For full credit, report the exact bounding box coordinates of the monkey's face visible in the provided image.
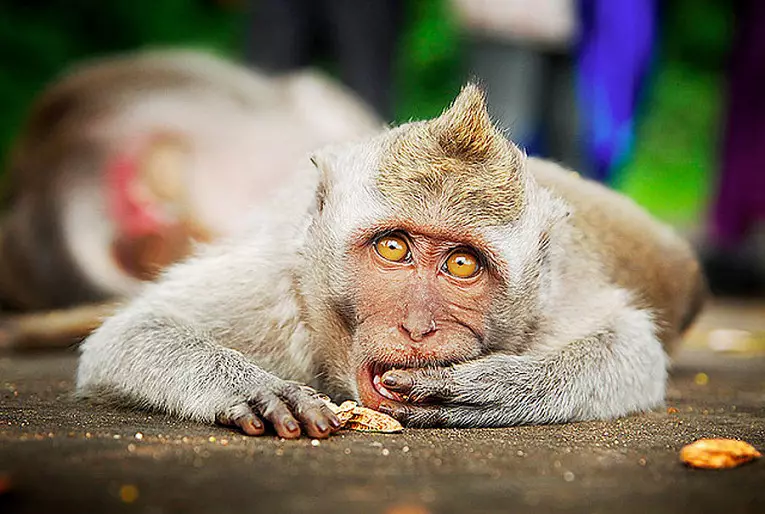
[309,84,569,406]
[347,227,500,409]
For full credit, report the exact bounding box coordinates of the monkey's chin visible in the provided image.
[356,364,404,410]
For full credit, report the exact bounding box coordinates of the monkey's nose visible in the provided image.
[400,320,437,342]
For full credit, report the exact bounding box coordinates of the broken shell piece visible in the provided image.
[328,401,357,425]
[680,438,761,469]
[325,400,403,433]
[330,400,358,413]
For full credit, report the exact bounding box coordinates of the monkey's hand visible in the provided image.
[214,378,342,439]
[377,309,668,427]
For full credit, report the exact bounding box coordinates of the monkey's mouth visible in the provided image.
[356,363,406,409]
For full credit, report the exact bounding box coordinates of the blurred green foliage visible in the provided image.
[0,0,734,228]
[394,0,462,122]
[0,0,241,161]
[615,0,734,227]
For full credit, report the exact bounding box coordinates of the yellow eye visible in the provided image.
[444,250,480,278]
[375,234,410,262]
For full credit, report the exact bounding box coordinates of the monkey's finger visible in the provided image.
[278,383,341,439]
[217,403,266,436]
[378,401,450,428]
[253,394,302,439]
[380,367,455,403]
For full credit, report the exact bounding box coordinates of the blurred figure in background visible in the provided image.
[451,0,582,171]
[705,0,765,297]
[576,0,656,182]
[245,0,404,121]
[452,0,657,183]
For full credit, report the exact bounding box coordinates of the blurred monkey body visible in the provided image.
[0,49,382,313]
[77,85,705,435]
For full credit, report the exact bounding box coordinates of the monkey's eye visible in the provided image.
[374,234,410,263]
[443,250,480,279]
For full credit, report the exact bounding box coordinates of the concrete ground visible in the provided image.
[1,301,764,514]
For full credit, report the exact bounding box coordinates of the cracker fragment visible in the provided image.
[680,438,761,469]
[326,400,403,433]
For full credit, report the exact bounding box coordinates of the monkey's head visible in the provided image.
[307,84,570,408]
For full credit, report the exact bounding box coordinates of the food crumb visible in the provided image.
[311,439,320,447]
[134,432,144,440]
[563,471,575,482]
[119,484,139,503]
[681,438,761,469]
[382,448,390,456]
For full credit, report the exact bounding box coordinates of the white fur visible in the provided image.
[77,112,675,428]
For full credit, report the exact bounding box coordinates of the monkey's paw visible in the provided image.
[216,382,342,439]
[374,356,543,428]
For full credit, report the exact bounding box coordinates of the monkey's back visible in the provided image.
[529,158,707,354]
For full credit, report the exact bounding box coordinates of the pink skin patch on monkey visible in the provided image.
[106,154,166,238]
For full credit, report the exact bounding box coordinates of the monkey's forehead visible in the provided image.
[373,121,527,227]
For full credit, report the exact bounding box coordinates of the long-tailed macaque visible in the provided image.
[0,49,381,313]
[77,85,706,436]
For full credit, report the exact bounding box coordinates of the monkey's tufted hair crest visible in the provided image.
[377,83,526,227]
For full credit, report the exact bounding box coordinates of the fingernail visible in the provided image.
[251,418,264,430]
[328,416,342,429]
[382,371,404,388]
[315,419,329,432]
[285,419,299,433]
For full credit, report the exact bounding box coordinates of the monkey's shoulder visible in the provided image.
[527,157,706,346]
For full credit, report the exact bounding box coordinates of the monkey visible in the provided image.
[0,48,382,315]
[76,84,706,438]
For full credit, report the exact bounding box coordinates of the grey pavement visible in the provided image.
[1,301,764,514]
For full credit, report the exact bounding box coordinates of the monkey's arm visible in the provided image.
[76,200,340,438]
[378,293,668,427]
[78,305,337,438]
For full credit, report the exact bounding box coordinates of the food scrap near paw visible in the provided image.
[680,438,761,469]
[325,400,403,433]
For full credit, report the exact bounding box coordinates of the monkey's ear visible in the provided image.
[429,83,506,161]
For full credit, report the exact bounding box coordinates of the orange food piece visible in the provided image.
[680,438,761,469]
